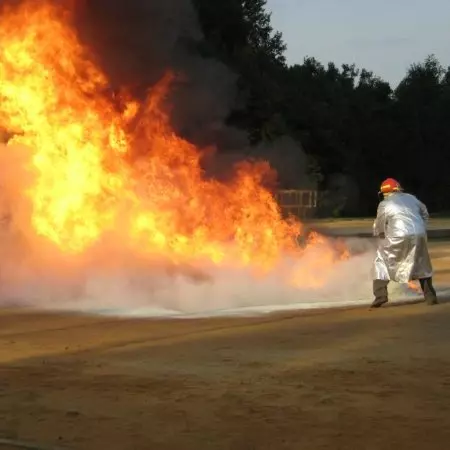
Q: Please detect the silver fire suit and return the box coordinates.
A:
[372,192,433,283]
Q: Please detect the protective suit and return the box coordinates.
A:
[371,178,438,308]
[372,192,433,282]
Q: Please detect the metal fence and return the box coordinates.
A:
[275,189,319,220]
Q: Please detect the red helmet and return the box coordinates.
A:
[379,178,401,194]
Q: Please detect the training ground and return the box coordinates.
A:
[1,220,450,450]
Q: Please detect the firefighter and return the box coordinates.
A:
[371,178,438,308]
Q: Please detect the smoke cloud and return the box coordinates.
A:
[72,0,238,147]
[70,0,314,187]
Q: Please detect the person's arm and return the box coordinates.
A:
[418,200,429,222]
[373,202,387,237]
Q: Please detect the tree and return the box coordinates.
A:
[392,55,447,209]
[193,0,450,214]
[194,0,288,143]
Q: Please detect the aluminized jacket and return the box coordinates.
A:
[372,192,433,282]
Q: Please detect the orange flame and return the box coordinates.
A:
[0,0,348,286]
[407,281,421,293]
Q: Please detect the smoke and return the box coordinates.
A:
[72,0,238,147]
[71,0,315,187]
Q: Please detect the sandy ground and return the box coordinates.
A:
[309,217,450,230]
[1,243,450,449]
[308,218,450,238]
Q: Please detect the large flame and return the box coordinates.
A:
[0,0,348,289]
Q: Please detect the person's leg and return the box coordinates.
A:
[419,278,438,305]
[371,279,390,308]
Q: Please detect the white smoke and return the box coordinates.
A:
[0,143,416,318]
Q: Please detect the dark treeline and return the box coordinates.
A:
[193,0,450,216]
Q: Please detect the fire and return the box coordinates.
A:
[407,281,421,293]
[0,0,348,287]
[0,0,124,252]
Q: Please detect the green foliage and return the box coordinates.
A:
[192,1,450,214]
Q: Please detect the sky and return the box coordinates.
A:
[267,0,450,87]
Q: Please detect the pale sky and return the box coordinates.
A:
[267,0,450,87]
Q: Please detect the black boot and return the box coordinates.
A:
[419,278,438,305]
[371,297,388,308]
[371,280,389,308]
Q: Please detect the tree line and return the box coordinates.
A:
[193,0,450,216]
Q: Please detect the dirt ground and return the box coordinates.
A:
[309,217,450,230]
[1,243,450,450]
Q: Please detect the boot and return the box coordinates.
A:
[419,278,439,306]
[371,297,388,308]
[371,280,389,308]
